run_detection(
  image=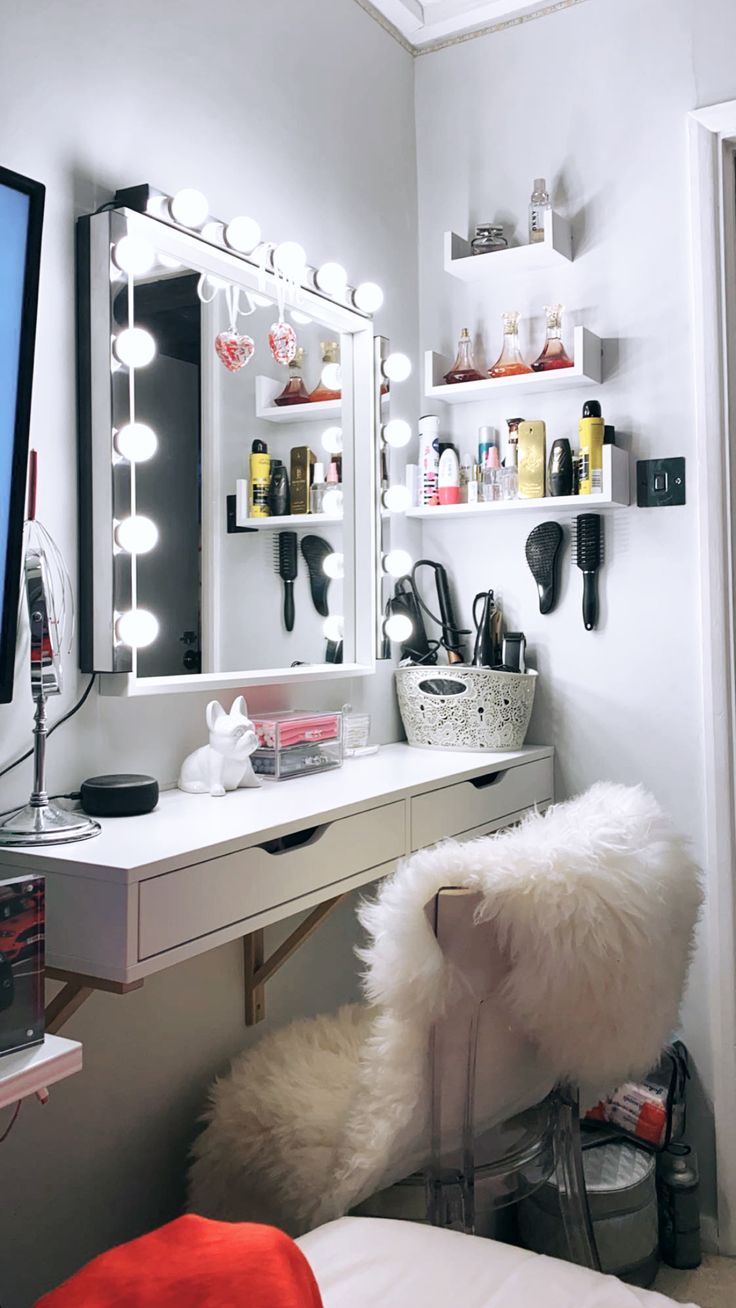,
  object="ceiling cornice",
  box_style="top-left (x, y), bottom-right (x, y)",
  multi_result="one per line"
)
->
top-left (353, 0), bottom-right (590, 56)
